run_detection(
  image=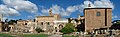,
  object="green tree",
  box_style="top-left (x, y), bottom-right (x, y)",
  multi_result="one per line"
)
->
top-left (110, 20), bottom-right (120, 29)
top-left (35, 27), bottom-right (43, 33)
top-left (60, 23), bottom-right (75, 34)
top-left (113, 20), bottom-right (120, 25)
top-left (8, 20), bottom-right (17, 25)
